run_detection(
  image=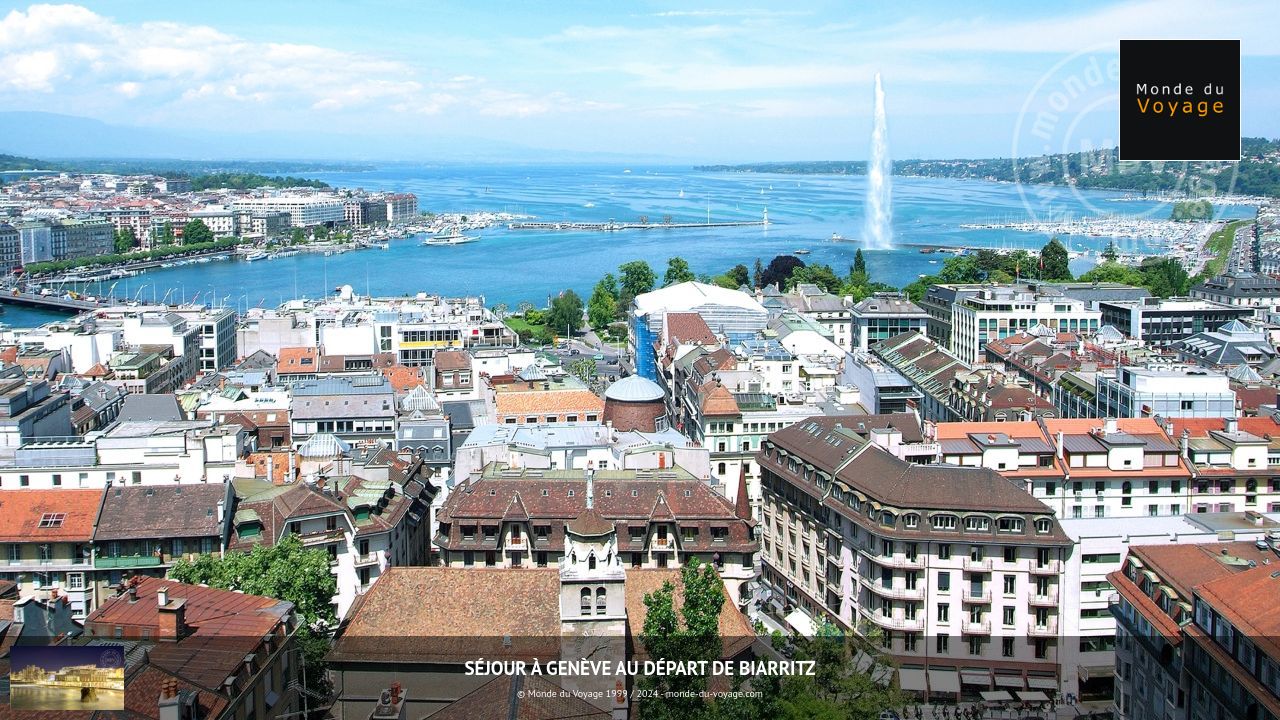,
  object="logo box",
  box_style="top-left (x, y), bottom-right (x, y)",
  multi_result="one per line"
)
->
top-left (1119, 39), bottom-right (1240, 161)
